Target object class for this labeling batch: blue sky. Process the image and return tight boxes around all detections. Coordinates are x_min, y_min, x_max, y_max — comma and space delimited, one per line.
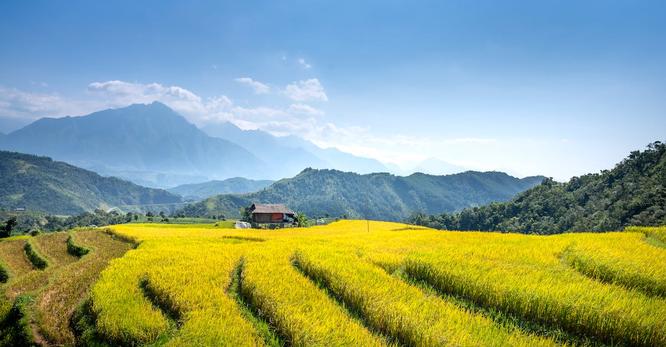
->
1, 0, 665, 180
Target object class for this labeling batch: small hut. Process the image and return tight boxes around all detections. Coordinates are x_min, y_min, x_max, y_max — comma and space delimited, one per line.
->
247, 203, 296, 226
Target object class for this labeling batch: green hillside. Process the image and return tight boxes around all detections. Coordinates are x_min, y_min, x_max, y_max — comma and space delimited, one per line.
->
0, 151, 182, 215
168, 177, 274, 200
410, 141, 666, 233
178, 169, 544, 220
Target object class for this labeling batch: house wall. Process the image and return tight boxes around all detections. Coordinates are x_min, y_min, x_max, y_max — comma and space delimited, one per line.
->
252, 213, 284, 223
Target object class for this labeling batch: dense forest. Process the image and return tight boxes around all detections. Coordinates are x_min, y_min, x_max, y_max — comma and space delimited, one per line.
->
178, 169, 544, 220
409, 142, 666, 234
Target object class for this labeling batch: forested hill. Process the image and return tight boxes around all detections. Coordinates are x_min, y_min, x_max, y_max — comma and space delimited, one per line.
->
410, 142, 666, 234
178, 169, 544, 221
0, 151, 181, 215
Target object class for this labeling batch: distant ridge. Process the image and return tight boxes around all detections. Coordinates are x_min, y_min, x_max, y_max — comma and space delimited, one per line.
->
0, 150, 181, 215
202, 121, 388, 177
178, 168, 544, 221
168, 177, 274, 200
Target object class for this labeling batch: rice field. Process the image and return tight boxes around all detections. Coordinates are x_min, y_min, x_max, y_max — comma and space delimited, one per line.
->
1, 221, 665, 346
0, 230, 132, 346
82, 221, 666, 347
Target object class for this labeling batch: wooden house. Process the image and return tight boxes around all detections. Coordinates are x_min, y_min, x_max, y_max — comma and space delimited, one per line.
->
248, 203, 296, 225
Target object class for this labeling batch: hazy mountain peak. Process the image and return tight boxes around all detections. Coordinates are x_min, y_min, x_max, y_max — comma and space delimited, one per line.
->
0, 103, 265, 187
203, 121, 388, 178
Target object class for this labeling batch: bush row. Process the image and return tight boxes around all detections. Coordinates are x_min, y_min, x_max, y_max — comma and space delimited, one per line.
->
23, 239, 49, 270
66, 234, 90, 257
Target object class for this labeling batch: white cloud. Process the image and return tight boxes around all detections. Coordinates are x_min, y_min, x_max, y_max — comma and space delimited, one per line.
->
298, 58, 312, 69
287, 103, 324, 116
84, 80, 328, 137
87, 80, 212, 117
0, 86, 86, 120
234, 77, 270, 94
3, 80, 549, 177
284, 78, 328, 102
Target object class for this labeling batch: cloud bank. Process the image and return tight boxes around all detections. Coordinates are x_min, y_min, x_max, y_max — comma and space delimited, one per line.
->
284, 79, 328, 102
234, 77, 270, 94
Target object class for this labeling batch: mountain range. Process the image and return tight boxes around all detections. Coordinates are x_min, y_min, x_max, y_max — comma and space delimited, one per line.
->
201, 122, 387, 177
178, 168, 545, 221
0, 150, 181, 215
168, 178, 274, 200
0, 102, 388, 187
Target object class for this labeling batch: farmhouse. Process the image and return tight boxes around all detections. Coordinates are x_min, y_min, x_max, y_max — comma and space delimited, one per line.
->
248, 203, 295, 225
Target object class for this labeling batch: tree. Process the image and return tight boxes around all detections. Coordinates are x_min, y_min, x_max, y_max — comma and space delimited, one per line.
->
295, 212, 310, 227
0, 217, 18, 238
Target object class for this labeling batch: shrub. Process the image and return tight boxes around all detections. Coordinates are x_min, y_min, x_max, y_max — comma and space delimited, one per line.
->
66, 234, 90, 257
0, 263, 8, 283
23, 240, 49, 270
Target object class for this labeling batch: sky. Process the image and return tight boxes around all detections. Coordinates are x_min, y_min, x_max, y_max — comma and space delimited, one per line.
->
1, 0, 665, 180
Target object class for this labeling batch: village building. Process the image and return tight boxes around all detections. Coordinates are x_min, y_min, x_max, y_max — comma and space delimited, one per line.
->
247, 203, 296, 226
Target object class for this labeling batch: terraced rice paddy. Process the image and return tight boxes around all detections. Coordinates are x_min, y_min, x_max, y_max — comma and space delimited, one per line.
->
84, 221, 666, 346
1, 221, 665, 346
0, 230, 132, 346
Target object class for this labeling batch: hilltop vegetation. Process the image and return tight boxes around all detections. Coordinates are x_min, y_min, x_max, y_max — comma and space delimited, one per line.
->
168, 177, 274, 200
179, 169, 544, 221
0, 151, 181, 215
410, 142, 666, 233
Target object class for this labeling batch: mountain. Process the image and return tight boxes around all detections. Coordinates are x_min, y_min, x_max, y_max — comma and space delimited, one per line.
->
177, 168, 545, 221
0, 151, 182, 215
168, 177, 274, 200
409, 142, 666, 234
202, 122, 388, 176
0, 102, 265, 187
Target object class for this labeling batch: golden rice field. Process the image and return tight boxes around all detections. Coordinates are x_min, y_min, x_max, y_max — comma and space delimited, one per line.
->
84, 221, 666, 347
1, 221, 665, 346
